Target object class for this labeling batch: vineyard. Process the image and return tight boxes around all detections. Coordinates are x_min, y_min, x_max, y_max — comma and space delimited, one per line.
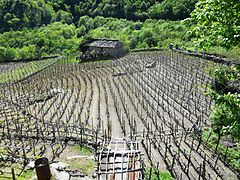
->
0, 51, 238, 179
0, 58, 61, 84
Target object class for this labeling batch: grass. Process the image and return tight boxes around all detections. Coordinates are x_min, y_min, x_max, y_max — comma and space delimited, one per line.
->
0, 147, 6, 153
73, 145, 93, 156
18, 170, 34, 180
0, 58, 59, 84
202, 128, 240, 171
0, 163, 34, 180
183, 44, 240, 62
65, 157, 96, 175
18, 170, 55, 180
144, 167, 174, 180
207, 46, 240, 61
59, 55, 80, 64
0, 119, 4, 126
0, 145, 96, 179
60, 145, 96, 176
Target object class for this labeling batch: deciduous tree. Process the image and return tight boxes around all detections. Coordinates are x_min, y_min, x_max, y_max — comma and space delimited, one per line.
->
189, 0, 240, 49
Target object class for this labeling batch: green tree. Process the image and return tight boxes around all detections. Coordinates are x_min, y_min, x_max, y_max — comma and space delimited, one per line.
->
5, 47, 17, 61
54, 10, 73, 24
0, 46, 7, 61
189, 0, 240, 49
207, 65, 240, 151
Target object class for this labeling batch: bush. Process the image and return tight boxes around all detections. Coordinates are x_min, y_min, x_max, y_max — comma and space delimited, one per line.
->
0, 22, 80, 61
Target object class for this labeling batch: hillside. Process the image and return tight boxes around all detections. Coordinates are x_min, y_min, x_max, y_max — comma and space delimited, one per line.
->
0, 0, 239, 62
0, 1, 239, 179
0, 0, 197, 32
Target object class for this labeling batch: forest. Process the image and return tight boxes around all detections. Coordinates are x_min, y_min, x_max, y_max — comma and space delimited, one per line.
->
1, 0, 239, 62
0, 0, 197, 32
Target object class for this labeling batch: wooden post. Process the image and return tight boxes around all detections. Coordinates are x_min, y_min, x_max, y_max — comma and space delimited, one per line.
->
11, 167, 16, 180
214, 153, 221, 169
198, 164, 202, 180
202, 154, 206, 179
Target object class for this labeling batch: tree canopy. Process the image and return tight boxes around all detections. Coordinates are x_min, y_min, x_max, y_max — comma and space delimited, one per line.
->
0, 0, 198, 32
207, 65, 240, 139
188, 0, 240, 49
0, 16, 189, 61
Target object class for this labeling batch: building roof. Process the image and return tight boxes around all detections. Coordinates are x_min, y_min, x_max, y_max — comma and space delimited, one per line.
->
87, 39, 121, 48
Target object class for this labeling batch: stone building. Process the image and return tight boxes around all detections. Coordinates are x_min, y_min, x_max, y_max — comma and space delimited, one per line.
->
80, 39, 124, 61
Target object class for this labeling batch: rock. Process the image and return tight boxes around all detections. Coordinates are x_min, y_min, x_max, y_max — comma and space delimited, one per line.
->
92, 172, 97, 178
50, 168, 70, 180
145, 62, 156, 68
69, 170, 84, 177
59, 171, 70, 180
26, 161, 35, 169
31, 175, 37, 180
112, 72, 127, 77
50, 162, 68, 170
50, 168, 61, 180
223, 141, 237, 148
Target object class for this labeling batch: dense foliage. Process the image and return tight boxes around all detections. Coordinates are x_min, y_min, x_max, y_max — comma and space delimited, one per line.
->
0, 17, 188, 61
202, 129, 240, 171
207, 65, 240, 139
0, 0, 55, 32
0, 22, 80, 61
0, 0, 239, 61
72, 0, 197, 21
84, 16, 188, 50
0, 0, 198, 61
203, 65, 240, 171
188, 0, 240, 49
0, 0, 197, 32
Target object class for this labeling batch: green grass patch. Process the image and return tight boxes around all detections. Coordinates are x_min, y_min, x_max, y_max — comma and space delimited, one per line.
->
202, 129, 240, 171
0, 119, 4, 125
0, 58, 59, 84
61, 145, 96, 176
71, 145, 96, 175
73, 145, 93, 156
144, 167, 174, 180
66, 158, 96, 175
59, 55, 80, 64
18, 170, 34, 180
0, 147, 7, 157
207, 46, 240, 61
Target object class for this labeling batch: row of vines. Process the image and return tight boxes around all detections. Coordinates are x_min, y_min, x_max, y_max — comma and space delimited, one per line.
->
0, 51, 238, 179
